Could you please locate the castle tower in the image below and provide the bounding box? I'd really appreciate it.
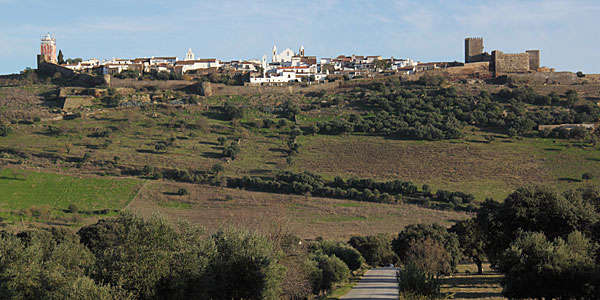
[40,33,57,63]
[464,37,484,63]
[185,48,195,61]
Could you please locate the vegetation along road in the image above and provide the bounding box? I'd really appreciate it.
[341,267,399,300]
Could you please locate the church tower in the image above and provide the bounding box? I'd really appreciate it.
[299,45,305,57]
[185,48,195,61]
[40,33,56,63]
[261,55,267,77]
[272,44,278,63]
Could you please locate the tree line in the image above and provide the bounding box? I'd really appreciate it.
[0,212,431,300]
[228,171,477,211]
[310,77,600,140]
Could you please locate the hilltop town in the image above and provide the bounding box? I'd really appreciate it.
[38,33,573,87]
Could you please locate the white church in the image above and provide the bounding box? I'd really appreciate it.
[250,44,327,85]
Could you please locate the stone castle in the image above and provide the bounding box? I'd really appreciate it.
[464,37,540,77]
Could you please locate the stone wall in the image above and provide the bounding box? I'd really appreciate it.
[526,50,540,71]
[508,72,579,85]
[201,81,342,97]
[62,96,94,110]
[538,123,596,131]
[110,78,195,90]
[429,62,492,80]
[493,51,530,77]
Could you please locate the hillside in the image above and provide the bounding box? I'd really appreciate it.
[1,71,600,231]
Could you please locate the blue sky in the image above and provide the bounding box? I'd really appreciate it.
[1,0,599,75]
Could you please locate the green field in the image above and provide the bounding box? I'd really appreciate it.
[0,168,142,225]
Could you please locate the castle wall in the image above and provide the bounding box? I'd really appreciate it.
[110,78,342,96]
[62,96,94,110]
[526,50,540,71]
[429,62,492,79]
[493,51,530,77]
[201,81,342,97]
[110,78,195,90]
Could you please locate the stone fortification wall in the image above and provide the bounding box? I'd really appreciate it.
[508,72,579,85]
[37,57,105,87]
[110,78,343,96]
[429,62,492,79]
[110,78,195,90]
[201,81,341,97]
[538,124,596,131]
[62,96,94,110]
[493,51,530,77]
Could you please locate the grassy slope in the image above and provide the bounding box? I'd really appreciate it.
[2,80,600,208]
[293,131,600,201]
[0,168,142,225]
[3,102,600,203]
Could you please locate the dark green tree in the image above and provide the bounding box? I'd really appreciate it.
[223,101,244,120]
[310,253,350,294]
[392,224,461,274]
[0,229,131,300]
[0,123,10,136]
[77,213,181,299]
[498,231,598,300]
[348,234,398,267]
[57,49,64,64]
[312,241,364,271]
[206,228,284,300]
[449,219,486,274]
[475,186,599,267]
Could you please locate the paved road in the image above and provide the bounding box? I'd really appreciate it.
[341,267,399,300]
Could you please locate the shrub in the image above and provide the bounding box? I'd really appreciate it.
[142,164,154,175]
[223,142,241,159]
[82,152,92,163]
[316,241,364,271]
[349,234,398,267]
[67,203,79,213]
[223,101,244,120]
[397,263,441,298]
[211,163,224,174]
[311,254,350,293]
[0,124,10,136]
[177,188,188,196]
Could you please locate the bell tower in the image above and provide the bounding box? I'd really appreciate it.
[185,48,195,61]
[40,33,57,63]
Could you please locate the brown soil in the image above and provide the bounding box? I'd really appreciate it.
[296,137,550,186]
[128,181,469,241]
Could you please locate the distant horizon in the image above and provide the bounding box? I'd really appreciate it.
[1,0,599,75]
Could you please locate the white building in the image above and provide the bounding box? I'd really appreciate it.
[150,56,177,65]
[62,58,100,71]
[175,58,221,73]
[272,45,296,63]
